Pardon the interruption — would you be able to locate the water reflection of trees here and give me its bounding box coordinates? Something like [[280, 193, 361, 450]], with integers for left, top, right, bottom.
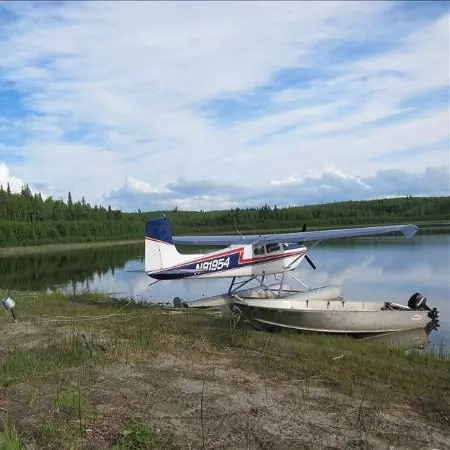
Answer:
[[0, 244, 143, 291]]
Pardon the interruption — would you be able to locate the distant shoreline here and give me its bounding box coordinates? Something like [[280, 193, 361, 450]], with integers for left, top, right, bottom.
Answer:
[[0, 239, 142, 257], [0, 220, 448, 257]]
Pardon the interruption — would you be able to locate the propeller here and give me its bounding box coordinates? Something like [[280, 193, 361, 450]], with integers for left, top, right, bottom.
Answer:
[[304, 254, 317, 270], [301, 223, 317, 270]]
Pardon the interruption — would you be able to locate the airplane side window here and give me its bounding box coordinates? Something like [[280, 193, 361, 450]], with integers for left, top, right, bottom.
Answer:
[[254, 246, 265, 255], [266, 243, 281, 253]]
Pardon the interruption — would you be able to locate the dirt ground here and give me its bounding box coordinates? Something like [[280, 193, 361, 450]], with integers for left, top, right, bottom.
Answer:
[[85, 353, 450, 450], [1, 312, 449, 450]]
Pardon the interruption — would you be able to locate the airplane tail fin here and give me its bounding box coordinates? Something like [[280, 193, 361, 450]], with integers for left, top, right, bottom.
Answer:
[[145, 217, 182, 272]]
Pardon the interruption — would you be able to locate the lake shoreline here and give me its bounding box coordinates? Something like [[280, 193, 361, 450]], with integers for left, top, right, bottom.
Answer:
[[0, 239, 142, 257], [1, 219, 449, 257], [0, 291, 448, 449]]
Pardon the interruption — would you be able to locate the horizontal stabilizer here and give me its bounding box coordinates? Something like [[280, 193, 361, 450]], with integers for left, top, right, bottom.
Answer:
[[164, 268, 207, 274], [146, 267, 210, 280]]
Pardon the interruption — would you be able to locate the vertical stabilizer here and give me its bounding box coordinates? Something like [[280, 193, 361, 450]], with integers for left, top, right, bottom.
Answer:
[[145, 217, 182, 272]]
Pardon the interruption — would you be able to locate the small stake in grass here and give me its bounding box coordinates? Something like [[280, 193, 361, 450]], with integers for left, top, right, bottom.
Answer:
[[2, 296, 17, 322]]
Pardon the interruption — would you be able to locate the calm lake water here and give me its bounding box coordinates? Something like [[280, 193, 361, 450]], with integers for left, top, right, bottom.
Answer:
[[1, 234, 449, 349]]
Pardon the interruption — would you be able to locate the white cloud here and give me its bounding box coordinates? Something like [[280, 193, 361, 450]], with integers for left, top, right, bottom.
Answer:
[[0, 1, 448, 208], [124, 176, 167, 195], [104, 165, 449, 212], [0, 161, 26, 193]]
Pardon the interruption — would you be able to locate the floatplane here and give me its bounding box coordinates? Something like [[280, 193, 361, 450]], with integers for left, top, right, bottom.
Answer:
[[144, 217, 418, 284], [143, 216, 418, 297], [142, 217, 438, 333]]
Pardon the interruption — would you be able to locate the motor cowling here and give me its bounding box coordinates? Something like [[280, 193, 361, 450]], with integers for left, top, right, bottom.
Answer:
[[407, 292, 429, 310]]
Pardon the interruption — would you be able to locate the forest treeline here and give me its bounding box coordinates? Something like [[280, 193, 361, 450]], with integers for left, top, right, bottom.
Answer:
[[0, 182, 449, 247]]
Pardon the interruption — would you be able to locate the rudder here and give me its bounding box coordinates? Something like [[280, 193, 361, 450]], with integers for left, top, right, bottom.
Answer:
[[145, 217, 181, 273], [145, 216, 174, 244]]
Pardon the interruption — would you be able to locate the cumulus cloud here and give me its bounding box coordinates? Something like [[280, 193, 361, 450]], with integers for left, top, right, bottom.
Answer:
[[0, 161, 27, 193], [0, 1, 448, 207], [104, 165, 449, 212]]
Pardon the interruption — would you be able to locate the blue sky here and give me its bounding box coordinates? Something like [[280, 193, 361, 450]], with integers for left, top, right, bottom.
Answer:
[[0, 1, 448, 211]]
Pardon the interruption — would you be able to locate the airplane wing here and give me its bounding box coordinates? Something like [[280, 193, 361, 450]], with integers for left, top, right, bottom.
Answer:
[[172, 224, 418, 247]]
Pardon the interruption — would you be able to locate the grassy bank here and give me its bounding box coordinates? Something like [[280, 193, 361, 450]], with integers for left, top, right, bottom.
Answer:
[[0, 291, 449, 449], [0, 239, 142, 257]]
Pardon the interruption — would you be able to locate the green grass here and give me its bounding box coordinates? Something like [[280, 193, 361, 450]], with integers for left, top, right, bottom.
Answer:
[[0, 417, 21, 450], [2, 336, 96, 382], [113, 421, 175, 450]]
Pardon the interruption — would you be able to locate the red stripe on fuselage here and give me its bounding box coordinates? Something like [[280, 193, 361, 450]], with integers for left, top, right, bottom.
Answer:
[[237, 248, 304, 265]]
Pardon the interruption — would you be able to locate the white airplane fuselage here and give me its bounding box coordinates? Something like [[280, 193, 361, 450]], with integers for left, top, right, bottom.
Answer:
[[145, 238, 307, 280]]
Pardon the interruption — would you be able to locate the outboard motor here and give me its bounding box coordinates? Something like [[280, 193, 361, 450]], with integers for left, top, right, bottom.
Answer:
[[407, 292, 439, 320], [407, 293, 429, 310]]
